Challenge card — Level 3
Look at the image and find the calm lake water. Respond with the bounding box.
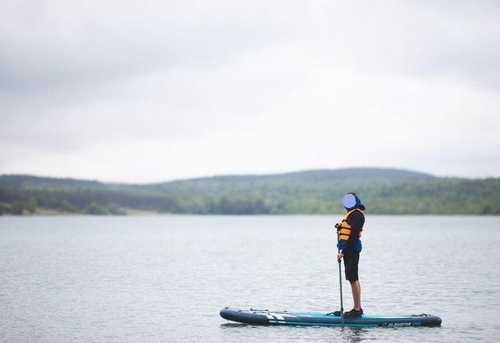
[1,215,499,342]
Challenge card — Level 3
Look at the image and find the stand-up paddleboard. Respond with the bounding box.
[220,307,442,327]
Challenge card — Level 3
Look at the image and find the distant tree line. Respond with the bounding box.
[1,171,499,215]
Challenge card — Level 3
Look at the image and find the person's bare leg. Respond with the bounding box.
[350,280,362,310]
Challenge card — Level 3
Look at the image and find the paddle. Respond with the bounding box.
[337,228,344,318]
[327,224,344,318]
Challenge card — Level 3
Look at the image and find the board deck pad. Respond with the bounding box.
[220,307,442,327]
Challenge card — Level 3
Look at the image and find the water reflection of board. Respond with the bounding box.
[220,307,442,327]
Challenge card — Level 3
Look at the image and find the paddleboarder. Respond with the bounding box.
[335,192,366,318]
[221,191,443,327]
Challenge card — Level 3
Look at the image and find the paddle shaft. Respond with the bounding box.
[336,228,344,315]
[338,259,343,314]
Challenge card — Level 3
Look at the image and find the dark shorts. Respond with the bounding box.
[343,251,360,282]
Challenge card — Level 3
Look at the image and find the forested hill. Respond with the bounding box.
[1,168,499,215]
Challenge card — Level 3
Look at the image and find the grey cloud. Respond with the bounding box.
[300,1,500,89]
[2,1,499,93]
[1,0,500,180]
[0,0,302,92]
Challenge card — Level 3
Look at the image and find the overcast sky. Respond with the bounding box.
[1,0,500,182]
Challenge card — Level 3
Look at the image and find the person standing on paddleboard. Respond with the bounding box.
[335,192,365,318]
